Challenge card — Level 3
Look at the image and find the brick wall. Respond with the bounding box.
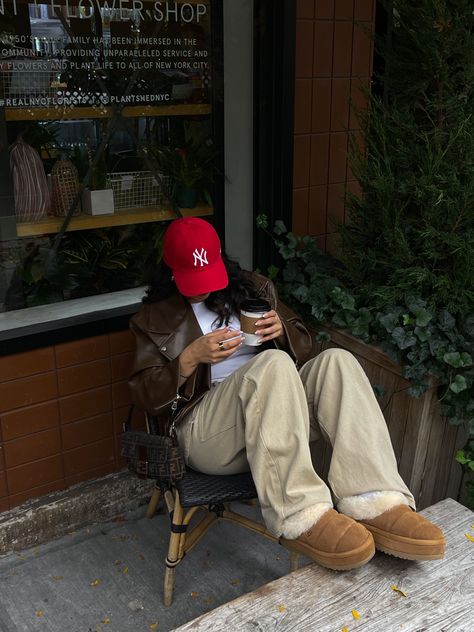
[293,0,375,252]
[0,331,143,511]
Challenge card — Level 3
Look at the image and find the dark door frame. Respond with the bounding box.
[253,0,296,271]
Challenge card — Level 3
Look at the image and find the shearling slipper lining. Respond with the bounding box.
[280,503,332,539]
[337,491,409,521]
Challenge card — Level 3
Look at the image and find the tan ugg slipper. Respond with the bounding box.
[359,504,445,560]
[280,509,375,571]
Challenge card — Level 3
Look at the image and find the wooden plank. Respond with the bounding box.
[4,103,212,122]
[15,205,213,237]
[175,499,474,632]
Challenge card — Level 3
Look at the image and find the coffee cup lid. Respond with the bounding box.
[241,298,271,313]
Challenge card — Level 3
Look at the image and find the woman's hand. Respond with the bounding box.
[255,310,285,344]
[179,328,244,378]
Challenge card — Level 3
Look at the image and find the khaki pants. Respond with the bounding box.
[176,348,414,536]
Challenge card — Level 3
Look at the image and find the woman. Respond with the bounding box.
[129,217,445,570]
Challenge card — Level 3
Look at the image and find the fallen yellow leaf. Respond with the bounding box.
[352,610,360,620]
[190,591,199,599]
[122,567,129,574]
[342,627,349,632]
[102,618,110,625]
[36,611,44,617]
[114,560,122,566]
[230,579,240,585]
[150,624,158,630]
[90,579,100,587]
[278,604,285,613]
[391,584,408,597]
[52,575,63,581]
[465,533,474,543]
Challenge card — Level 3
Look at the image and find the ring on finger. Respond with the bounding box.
[218,341,225,351]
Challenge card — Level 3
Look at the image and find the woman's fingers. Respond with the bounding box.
[255,311,284,340]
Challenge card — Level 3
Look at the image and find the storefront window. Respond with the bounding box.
[0,0,220,312]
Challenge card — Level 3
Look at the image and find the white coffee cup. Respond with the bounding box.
[240,298,271,346]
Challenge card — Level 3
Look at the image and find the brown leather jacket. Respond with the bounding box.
[128,272,314,429]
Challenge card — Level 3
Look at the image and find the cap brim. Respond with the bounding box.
[173,257,229,297]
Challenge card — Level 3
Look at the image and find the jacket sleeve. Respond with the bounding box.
[128,312,200,416]
[257,275,315,366]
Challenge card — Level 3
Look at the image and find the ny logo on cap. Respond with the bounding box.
[193,248,208,267]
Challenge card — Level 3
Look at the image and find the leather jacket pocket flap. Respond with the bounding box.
[148,331,178,360]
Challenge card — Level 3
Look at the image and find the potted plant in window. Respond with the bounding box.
[150,142,218,209]
[81,150,115,216]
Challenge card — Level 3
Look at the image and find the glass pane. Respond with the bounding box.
[0,0,220,311]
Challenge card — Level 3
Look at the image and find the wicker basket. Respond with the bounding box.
[50,158,80,217]
[106,171,170,210]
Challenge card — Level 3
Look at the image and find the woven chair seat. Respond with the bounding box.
[175,468,257,508]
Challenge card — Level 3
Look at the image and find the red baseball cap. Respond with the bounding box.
[163,218,228,296]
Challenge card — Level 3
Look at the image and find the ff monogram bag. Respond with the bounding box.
[120,405,185,483]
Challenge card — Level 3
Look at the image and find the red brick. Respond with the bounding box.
[309,134,330,186]
[312,78,331,134]
[315,0,334,19]
[57,359,111,397]
[63,438,115,477]
[355,0,374,21]
[333,21,353,77]
[327,183,346,228]
[313,20,334,78]
[0,373,57,413]
[0,347,55,383]
[1,401,60,442]
[308,186,328,234]
[297,0,314,19]
[4,428,61,469]
[9,480,65,509]
[0,497,9,512]
[352,22,373,77]
[328,132,348,183]
[7,455,64,496]
[111,352,134,383]
[0,444,5,470]
[349,77,369,129]
[292,188,309,235]
[109,330,135,355]
[295,20,314,78]
[61,413,113,451]
[335,0,353,20]
[112,381,133,409]
[0,471,7,497]
[59,386,112,424]
[294,79,313,135]
[330,78,351,131]
[293,135,311,189]
[55,335,110,369]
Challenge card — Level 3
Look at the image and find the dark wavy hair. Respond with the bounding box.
[144,254,257,327]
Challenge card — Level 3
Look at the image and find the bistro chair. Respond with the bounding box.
[145,414,301,606]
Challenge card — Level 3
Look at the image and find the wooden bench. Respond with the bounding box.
[174,498,474,631]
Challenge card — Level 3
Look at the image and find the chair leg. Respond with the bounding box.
[289,551,300,572]
[163,491,185,607]
[146,485,161,519]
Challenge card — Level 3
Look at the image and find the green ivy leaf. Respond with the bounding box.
[456,450,469,465]
[392,327,417,349]
[443,351,462,367]
[414,326,430,342]
[273,220,287,236]
[315,331,331,343]
[379,313,399,333]
[438,310,456,332]
[450,374,467,394]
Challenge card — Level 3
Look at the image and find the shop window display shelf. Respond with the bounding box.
[16,204,213,237]
[4,103,212,122]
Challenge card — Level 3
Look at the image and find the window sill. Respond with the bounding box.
[0,287,146,342]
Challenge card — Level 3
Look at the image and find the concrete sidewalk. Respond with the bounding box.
[0,502,299,632]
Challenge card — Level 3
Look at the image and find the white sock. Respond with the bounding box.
[338,491,410,521]
[280,502,332,539]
